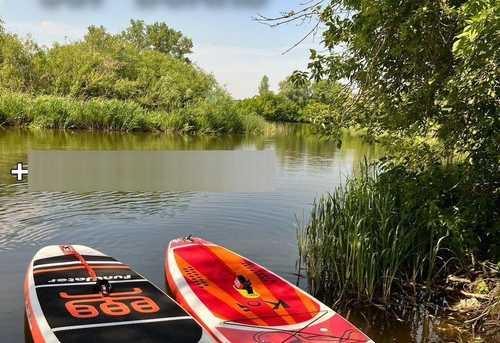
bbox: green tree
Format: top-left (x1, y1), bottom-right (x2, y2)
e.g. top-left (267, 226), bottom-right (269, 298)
top-left (258, 75), bottom-right (271, 96)
top-left (442, 0), bottom-right (499, 176)
top-left (0, 29), bottom-right (39, 92)
top-left (264, 0), bottom-right (499, 261)
top-left (0, 21), bottom-right (265, 134)
top-left (84, 25), bottom-right (113, 49)
top-left (278, 75), bottom-right (310, 107)
top-left (120, 20), bottom-right (193, 60)
top-left (268, 1), bottom-right (498, 166)
top-left (309, 1), bottom-right (460, 139)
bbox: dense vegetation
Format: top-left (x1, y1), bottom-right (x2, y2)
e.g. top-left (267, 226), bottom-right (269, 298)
top-left (265, 0), bottom-right (500, 327)
top-left (0, 19), bottom-right (265, 134)
top-left (237, 74), bottom-right (348, 124)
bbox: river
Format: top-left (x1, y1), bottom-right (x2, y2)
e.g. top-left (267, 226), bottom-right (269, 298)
top-left (0, 125), bottom-right (449, 342)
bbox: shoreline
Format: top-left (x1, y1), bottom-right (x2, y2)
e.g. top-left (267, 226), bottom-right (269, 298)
top-left (0, 91), bottom-right (266, 135)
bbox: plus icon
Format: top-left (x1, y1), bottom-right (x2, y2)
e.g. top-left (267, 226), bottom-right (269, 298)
top-left (11, 162), bottom-right (28, 181)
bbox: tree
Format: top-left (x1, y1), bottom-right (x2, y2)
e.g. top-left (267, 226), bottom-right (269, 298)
top-left (120, 20), bottom-right (193, 60)
top-left (260, 0), bottom-right (499, 258)
top-left (442, 0), bottom-right (499, 176)
top-left (278, 75), bottom-right (310, 107)
top-left (84, 25), bottom-right (112, 49)
top-left (0, 28), bottom-right (39, 92)
top-left (258, 75), bottom-right (271, 96)
top-left (261, 1), bottom-right (498, 166)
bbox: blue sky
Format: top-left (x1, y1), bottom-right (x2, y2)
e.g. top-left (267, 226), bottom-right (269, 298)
top-left (0, 0), bottom-right (322, 98)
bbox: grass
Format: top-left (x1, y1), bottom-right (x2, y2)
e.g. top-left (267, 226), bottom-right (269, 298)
top-left (0, 91), bottom-right (265, 134)
top-left (298, 160), bottom-right (461, 309)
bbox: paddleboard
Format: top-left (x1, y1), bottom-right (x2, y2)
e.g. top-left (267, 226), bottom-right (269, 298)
top-left (25, 244), bottom-right (212, 343)
top-left (165, 237), bottom-right (373, 342)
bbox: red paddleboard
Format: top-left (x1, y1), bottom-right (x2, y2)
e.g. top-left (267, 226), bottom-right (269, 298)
top-left (165, 237), bottom-right (373, 343)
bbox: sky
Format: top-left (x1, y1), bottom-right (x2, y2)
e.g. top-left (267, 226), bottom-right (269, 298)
top-left (0, 0), bottom-right (322, 98)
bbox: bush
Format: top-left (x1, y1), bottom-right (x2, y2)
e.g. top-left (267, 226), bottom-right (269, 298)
top-left (240, 114), bottom-right (266, 135)
top-left (190, 95), bottom-right (243, 134)
top-left (302, 101), bottom-right (340, 135)
top-left (236, 94), bottom-right (302, 122)
top-left (30, 96), bottom-right (70, 129)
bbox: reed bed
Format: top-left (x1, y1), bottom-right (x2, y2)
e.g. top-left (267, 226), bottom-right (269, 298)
top-left (298, 161), bottom-right (458, 309)
top-left (0, 91), bottom-right (265, 134)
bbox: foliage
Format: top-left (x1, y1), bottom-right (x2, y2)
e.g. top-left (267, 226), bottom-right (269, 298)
top-left (266, 0), bottom-right (500, 312)
top-left (242, 75), bottom-right (348, 123)
top-left (269, 0), bottom-right (499, 250)
top-left (282, 0), bottom-right (498, 169)
top-left (120, 19), bottom-right (193, 61)
top-left (37, 26), bottom-right (215, 111)
top-left (278, 75), bottom-right (310, 107)
top-left (302, 102), bottom-right (340, 138)
top-left (237, 93), bottom-right (301, 122)
top-left (442, 0), bottom-right (499, 182)
top-left (309, 80), bottom-right (347, 107)
top-left (305, 80), bottom-right (352, 139)
top-left (299, 160), bottom-right (499, 307)
top-left (187, 91), bottom-right (244, 134)
top-left (0, 20), bottom-right (263, 134)
top-left (0, 29), bottom-right (40, 93)
top-left (258, 75), bottom-right (271, 96)
top-left (0, 90), bottom-right (150, 130)
top-left (306, 1), bottom-right (459, 135)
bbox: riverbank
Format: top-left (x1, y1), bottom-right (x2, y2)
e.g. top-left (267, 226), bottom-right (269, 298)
top-left (298, 161), bottom-right (499, 341)
top-left (0, 91), bottom-right (265, 134)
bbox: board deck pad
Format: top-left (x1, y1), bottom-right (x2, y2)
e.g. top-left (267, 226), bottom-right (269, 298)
top-left (25, 245), bottom-right (211, 343)
top-left (166, 237), bottom-right (373, 343)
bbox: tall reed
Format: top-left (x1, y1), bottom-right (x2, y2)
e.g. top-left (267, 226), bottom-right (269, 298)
top-left (0, 91), bottom-right (264, 134)
top-left (298, 160), bottom-right (455, 308)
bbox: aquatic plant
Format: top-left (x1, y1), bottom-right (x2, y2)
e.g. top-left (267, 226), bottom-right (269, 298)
top-left (298, 160), bottom-right (498, 308)
top-left (0, 91), bottom-right (264, 134)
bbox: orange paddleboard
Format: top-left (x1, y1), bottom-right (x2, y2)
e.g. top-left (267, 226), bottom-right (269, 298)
top-left (165, 237), bottom-right (373, 342)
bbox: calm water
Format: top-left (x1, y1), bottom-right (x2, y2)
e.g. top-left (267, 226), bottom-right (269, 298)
top-left (0, 125), bottom-right (448, 342)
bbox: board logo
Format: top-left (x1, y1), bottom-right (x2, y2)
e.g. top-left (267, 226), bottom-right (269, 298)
top-left (59, 287), bottom-right (160, 318)
top-left (48, 274), bottom-right (133, 283)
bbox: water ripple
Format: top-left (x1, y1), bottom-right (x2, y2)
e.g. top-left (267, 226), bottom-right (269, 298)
top-left (0, 184), bottom-right (196, 250)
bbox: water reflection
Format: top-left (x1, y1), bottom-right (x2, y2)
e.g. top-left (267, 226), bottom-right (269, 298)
top-left (0, 125), bottom-right (382, 185)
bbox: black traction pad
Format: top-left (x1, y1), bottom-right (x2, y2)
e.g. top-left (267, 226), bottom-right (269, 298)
top-left (31, 255), bottom-right (204, 342)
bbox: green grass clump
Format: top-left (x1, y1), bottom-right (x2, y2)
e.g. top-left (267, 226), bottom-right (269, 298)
top-left (240, 114), bottom-right (266, 135)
